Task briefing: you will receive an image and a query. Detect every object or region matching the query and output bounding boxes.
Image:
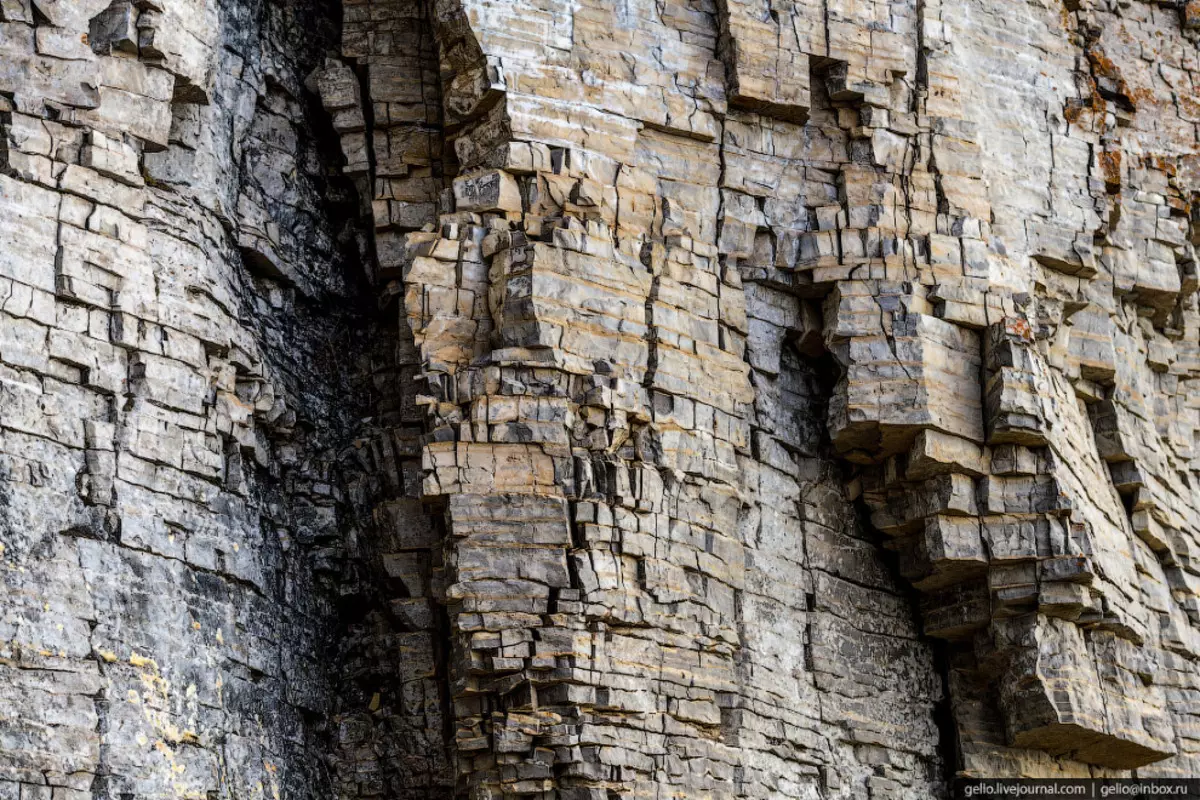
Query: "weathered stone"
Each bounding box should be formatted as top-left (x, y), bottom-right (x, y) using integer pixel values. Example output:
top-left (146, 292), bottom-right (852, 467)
top-left (6, 0), bottom-right (1200, 796)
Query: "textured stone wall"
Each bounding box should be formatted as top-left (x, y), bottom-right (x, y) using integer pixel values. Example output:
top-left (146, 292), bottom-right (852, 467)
top-left (4, 0), bottom-right (1200, 798)
top-left (0, 0), bottom-right (425, 798)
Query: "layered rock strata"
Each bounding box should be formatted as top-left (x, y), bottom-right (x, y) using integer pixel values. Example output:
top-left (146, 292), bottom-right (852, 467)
top-left (317, 0), bottom-right (1200, 793)
top-left (0, 1), bottom-right (430, 798)
top-left (3, 0), bottom-right (1200, 799)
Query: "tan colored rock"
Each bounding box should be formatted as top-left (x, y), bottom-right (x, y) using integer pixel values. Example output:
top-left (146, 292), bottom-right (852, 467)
top-left (6, 0), bottom-right (1200, 795)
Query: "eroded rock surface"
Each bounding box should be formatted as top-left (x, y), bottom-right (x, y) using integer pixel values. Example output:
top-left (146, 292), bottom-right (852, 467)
top-left (4, 0), bottom-right (1200, 798)
top-left (0, 0), bottom-right (433, 798)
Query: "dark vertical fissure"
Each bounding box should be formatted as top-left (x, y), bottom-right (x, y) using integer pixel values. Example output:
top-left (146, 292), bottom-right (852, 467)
top-left (315, 0), bottom-right (457, 795)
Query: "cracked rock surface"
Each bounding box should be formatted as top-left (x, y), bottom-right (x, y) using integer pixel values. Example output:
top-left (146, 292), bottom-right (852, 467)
top-left (3, 0), bottom-right (1200, 798)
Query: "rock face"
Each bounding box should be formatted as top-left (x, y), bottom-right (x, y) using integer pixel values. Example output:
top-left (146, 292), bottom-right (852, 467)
top-left (3, 0), bottom-right (1200, 798)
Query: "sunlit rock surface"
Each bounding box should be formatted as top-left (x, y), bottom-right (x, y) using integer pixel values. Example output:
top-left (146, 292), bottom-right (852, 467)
top-left (3, 0), bottom-right (1200, 798)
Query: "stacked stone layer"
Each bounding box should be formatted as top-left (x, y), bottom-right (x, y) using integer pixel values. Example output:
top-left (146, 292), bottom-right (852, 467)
top-left (4, 0), bottom-right (1200, 798)
top-left (320, 0), bottom-right (1200, 793)
top-left (0, 1), bottom-right (436, 799)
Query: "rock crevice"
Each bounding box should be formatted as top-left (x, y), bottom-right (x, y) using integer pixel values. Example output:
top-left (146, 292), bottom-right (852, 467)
top-left (4, 0), bottom-right (1200, 798)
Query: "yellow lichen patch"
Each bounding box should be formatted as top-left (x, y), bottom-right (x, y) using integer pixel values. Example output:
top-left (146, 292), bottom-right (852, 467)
top-left (128, 649), bottom-right (209, 797)
top-left (130, 651), bottom-right (158, 669)
top-left (157, 720), bottom-right (191, 744)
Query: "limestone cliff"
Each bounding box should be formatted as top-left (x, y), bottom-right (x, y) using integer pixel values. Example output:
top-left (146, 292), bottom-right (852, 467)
top-left (2, 0), bottom-right (1200, 798)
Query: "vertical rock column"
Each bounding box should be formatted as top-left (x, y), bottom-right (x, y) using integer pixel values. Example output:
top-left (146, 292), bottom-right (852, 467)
top-left (324, 0), bottom-right (948, 797)
top-left (321, 0), bottom-right (1200, 792)
top-left (1, 1), bottom-right (383, 799)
